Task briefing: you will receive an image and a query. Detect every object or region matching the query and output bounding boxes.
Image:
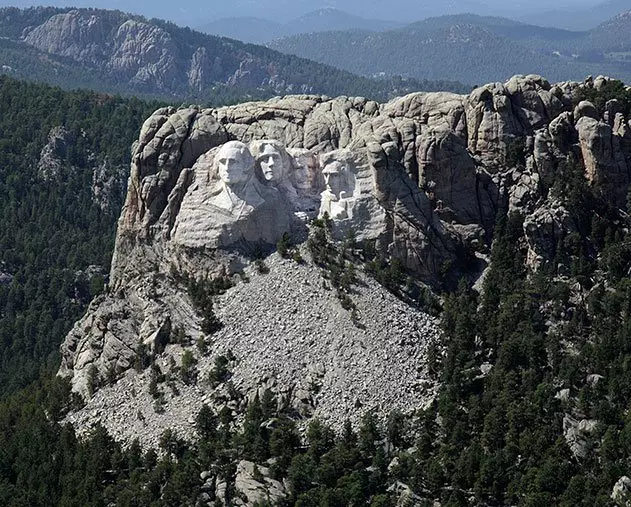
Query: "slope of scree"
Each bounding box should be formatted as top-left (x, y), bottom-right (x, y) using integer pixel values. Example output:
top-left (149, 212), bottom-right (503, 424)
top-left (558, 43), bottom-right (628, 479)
top-left (65, 252), bottom-right (439, 449)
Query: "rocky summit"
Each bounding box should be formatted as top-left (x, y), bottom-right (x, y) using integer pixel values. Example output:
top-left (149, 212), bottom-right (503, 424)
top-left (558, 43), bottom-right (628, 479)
top-left (59, 74), bottom-right (631, 445)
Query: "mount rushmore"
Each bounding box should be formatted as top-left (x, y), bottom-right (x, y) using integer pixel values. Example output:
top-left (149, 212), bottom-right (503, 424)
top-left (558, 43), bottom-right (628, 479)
top-left (57, 74), bottom-right (631, 445)
top-left (168, 138), bottom-right (357, 251)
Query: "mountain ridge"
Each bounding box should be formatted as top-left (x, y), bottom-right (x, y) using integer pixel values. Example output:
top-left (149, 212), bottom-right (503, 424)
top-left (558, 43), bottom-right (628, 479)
top-left (197, 8), bottom-right (403, 44)
top-left (269, 11), bottom-right (631, 84)
top-left (0, 6), bottom-right (470, 104)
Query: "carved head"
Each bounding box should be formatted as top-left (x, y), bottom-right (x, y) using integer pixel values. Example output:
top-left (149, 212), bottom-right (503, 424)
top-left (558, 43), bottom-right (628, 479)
top-left (215, 141), bottom-right (254, 185)
top-left (256, 142), bottom-right (284, 182)
top-left (322, 161), bottom-right (345, 197)
top-left (250, 140), bottom-right (292, 185)
top-left (289, 148), bottom-right (319, 191)
top-left (320, 150), bottom-right (355, 200)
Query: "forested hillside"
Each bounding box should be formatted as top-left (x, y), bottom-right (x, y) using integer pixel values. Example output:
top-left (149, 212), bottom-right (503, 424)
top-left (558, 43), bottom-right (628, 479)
top-left (0, 7), bottom-right (470, 103)
top-left (2, 76), bottom-right (631, 506)
top-left (269, 13), bottom-right (631, 85)
top-left (0, 77), bottom-right (160, 396)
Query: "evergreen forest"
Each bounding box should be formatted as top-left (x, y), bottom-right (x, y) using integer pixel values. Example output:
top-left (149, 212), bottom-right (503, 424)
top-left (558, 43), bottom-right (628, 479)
top-left (269, 13), bottom-right (631, 85)
top-left (2, 75), bottom-right (631, 506)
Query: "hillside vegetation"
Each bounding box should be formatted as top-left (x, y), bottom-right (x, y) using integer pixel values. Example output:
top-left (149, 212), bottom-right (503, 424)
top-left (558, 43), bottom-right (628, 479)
top-left (0, 7), bottom-right (470, 103)
top-left (269, 13), bottom-right (631, 85)
top-left (0, 77), bottom-right (159, 396)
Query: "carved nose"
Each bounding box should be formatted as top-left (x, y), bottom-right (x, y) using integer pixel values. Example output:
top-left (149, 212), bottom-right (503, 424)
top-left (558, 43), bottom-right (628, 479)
top-left (226, 159), bottom-right (240, 171)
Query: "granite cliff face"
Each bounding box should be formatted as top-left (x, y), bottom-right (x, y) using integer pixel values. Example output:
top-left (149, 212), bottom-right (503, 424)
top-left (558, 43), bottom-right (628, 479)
top-left (59, 74), bottom-right (631, 446)
top-left (22, 10), bottom-right (216, 93)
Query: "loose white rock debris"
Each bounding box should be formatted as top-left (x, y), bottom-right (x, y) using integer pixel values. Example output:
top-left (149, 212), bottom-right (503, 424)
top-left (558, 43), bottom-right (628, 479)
top-left (66, 252), bottom-right (440, 449)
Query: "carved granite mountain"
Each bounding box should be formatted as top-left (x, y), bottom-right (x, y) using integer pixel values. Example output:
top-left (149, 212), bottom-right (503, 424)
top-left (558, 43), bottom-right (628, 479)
top-left (59, 74), bottom-right (631, 445)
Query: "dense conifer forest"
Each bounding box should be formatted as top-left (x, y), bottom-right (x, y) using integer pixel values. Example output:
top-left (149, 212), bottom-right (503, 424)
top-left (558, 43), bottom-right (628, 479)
top-left (2, 75), bottom-right (631, 505)
top-left (0, 77), bottom-right (161, 397)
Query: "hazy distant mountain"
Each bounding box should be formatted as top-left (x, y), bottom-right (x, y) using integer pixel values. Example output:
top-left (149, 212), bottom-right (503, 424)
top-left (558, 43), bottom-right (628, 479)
top-left (190, 0), bottom-right (600, 26)
top-left (269, 13), bottom-right (631, 85)
top-left (196, 17), bottom-right (291, 44)
top-left (519, 0), bottom-right (630, 30)
top-left (4, 0), bottom-right (587, 26)
top-left (197, 8), bottom-right (403, 44)
top-left (292, 8), bottom-right (402, 33)
top-left (584, 10), bottom-right (631, 51)
top-left (0, 0), bottom-right (489, 25)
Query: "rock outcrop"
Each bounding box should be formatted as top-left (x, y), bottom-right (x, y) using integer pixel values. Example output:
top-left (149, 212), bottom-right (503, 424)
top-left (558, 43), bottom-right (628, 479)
top-left (612, 476), bottom-right (631, 507)
top-left (563, 415), bottom-right (599, 459)
top-left (59, 74), bottom-right (631, 447)
top-left (16, 8), bottom-right (347, 97)
top-left (216, 460), bottom-right (286, 506)
top-left (24, 10), bottom-right (109, 65)
top-left (91, 159), bottom-right (127, 212)
top-left (37, 125), bottom-right (126, 211)
top-left (37, 125), bottom-right (76, 181)
top-left (108, 20), bottom-right (180, 90)
top-left (20, 10), bottom-right (227, 93)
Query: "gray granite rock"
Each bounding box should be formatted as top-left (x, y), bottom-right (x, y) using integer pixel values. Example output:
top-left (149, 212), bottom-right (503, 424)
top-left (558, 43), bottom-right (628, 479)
top-left (63, 251), bottom-right (441, 448)
top-left (612, 476), bottom-right (631, 507)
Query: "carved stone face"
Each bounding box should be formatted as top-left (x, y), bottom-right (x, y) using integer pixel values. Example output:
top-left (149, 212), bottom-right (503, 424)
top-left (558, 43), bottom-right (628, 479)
top-left (217, 142), bottom-right (251, 185)
top-left (322, 161), bottom-right (346, 197)
top-left (258, 144), bottom-right (283, 182)
top-left (292, 153), bottom-right (317, 190)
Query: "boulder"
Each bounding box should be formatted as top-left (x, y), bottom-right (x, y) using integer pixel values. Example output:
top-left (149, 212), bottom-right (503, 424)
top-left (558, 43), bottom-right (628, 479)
top-left (523, 203), bottom-right (572, 271)
top-left (563, 415), bottom-right (598, 459)
top-left (576, 116), bottom-right (629, 206)
top-left (233, 461), bottom-right (286, 506)
top-left (574, 100), bottom-right (599, 121)
top-left (612, 476), bottom-right (631, 507)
